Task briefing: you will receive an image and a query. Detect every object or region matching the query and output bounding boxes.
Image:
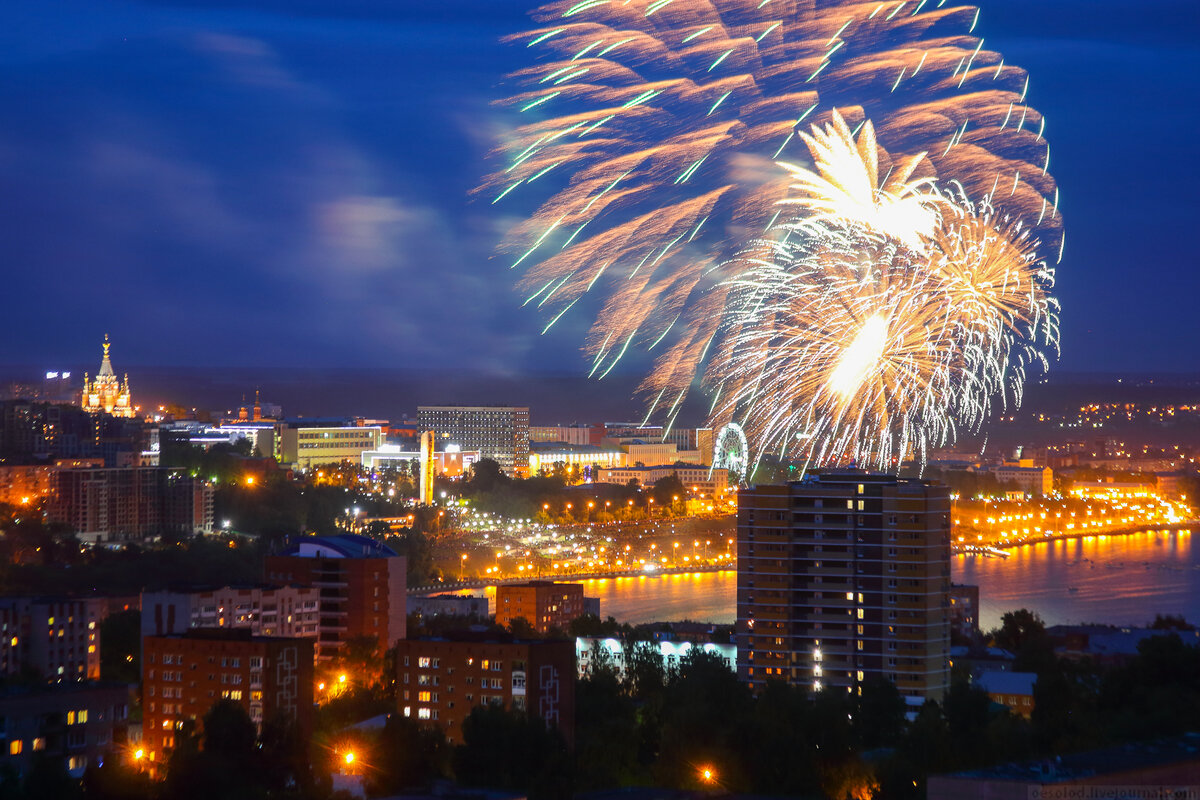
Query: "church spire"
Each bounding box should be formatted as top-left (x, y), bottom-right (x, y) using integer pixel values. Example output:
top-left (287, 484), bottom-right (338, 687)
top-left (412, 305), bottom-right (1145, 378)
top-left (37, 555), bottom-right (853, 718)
top-left (98, 334), bottom-right (116, 377)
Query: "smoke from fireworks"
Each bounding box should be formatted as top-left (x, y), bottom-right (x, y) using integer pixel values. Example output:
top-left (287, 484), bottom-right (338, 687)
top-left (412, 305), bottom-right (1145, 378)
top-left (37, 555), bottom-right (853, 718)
top-left (486, 0), bottom-right (1061, 470)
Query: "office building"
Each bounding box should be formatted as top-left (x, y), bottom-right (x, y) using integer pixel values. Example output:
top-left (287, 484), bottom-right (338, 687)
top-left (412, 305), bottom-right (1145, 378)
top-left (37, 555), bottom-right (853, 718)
top-left (528, 443), bottom-right (626, 476)
top-left (0, 683), bottom-right (130, 780)
top-left (736, 472), bottom-right (952, 706)
top-left (991, 461), bottom-right (1054, 496)
top-left (48, 465), bottom-right (214, 545)
top-left (142, 630), bottom-right (313, 768)
top-left (495, 582), bottom-right (586, 634)
top-left (279, 422), bottom-right (382, 469)
top-left (529, 424), bottom-right (602, 446)
top-left (0, 597), bottom-right (103, 682)
top-left (595, 463), bottom-right (729, 497)
top-left (417, 405), bottom-right (530, 478)
top-left (141, 585), bottom-right (320, 641)
top-left (264, 534), bottom-right (406, 659)
top-left (395, 636), bottom-right (574, 745)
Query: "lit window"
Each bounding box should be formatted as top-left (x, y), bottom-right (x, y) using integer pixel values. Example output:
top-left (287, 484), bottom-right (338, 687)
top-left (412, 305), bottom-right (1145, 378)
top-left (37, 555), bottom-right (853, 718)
top-left (9, 740), bottom-right (22, 755)
top-left (417, 708), bottom-right (431, 720)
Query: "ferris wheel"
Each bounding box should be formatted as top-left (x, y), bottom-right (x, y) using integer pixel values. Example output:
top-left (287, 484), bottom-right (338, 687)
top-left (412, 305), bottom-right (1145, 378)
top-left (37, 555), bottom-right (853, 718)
top-left (711, 422), bottom-right (749, 486)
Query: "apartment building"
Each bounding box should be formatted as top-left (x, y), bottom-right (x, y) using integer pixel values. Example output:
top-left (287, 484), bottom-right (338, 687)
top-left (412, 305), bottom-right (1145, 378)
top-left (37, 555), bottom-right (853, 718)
top-left (0, 683), bottom-right (129, 780)
top-left (0, 597), bottom-right (103, 682)
top-left (495, 582), bottom-right (586, 634)
top-left (141, 584), bottom-right (319, 641)
top-left (395, 636), bottom-right (574, 745)
top-left (264, 534), bottom-right (406, 659)
top-left (736, 472), bottom-right (952, 706)
top-left (141, 630), bottom-right (313, 767)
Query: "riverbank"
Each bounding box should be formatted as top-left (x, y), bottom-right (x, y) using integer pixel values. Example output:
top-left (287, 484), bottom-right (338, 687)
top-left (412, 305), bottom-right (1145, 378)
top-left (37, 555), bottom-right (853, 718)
top-left (953, 520), bottom-right (1199, 555)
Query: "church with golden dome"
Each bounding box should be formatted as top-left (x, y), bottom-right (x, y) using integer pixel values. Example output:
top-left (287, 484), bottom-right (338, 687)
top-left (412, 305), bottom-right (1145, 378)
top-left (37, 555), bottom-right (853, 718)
top-left (81, 335), bottom-right (136, 418)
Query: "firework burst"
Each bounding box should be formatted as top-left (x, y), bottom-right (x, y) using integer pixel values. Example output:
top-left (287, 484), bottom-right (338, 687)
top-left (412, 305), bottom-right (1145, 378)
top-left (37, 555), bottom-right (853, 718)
top-left (488, 0), bottom-right (1061, 470)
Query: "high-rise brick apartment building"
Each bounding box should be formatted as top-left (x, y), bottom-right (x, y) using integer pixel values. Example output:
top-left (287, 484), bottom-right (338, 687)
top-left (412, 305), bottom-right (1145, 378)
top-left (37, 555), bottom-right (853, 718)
top-left (395, 636), bottom-right (574, 745)
top-left (264, 534), bottom-right (405, 660)
top-left (495, 582), bottom-right (585, 634)
top-left (736, 472), bottom-right (951, 706)
top-left (417, 405), bottom-right (530, 478)
top-left (141, 630), bottom-right (313, 769)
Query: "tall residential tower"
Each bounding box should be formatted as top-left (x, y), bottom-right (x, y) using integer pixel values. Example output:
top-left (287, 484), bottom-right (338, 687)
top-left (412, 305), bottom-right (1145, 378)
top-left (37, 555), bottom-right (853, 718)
top-left (736, 472), bottom-right (951, 707)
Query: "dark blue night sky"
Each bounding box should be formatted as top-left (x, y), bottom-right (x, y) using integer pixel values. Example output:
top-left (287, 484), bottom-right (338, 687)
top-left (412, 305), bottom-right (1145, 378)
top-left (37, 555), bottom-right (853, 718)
top-left (1, 1), bottom-right (1197, 375)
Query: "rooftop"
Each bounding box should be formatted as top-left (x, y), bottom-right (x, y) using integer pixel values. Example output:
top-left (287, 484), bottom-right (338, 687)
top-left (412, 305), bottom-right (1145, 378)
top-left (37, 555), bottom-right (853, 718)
top-left (277, 533), bottom-right (398, 560)
top-left (945, 735), bottom-right (1200, 783)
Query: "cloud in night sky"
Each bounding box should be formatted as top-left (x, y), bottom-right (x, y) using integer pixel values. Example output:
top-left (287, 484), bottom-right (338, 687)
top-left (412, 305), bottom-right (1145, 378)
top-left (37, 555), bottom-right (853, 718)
top-left (0, 0), bottom-right (1197, 378)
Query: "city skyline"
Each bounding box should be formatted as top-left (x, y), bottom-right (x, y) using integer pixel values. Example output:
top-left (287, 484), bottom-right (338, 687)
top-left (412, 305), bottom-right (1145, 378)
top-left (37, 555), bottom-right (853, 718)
top-left (1, 0), bottom-right (1198, 377)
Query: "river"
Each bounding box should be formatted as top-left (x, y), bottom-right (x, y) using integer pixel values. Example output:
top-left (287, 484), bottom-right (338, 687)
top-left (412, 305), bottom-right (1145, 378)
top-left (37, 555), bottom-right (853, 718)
top-left (438, 529), bottom-right (1200, 631)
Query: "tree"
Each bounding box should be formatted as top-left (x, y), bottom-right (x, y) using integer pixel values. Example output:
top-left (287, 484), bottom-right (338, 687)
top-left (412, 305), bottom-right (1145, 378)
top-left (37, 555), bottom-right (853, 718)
top-left (364, 715), bottom-right (449, 795)
top-left (99, 610), bottom-right (140, 684)
top-left (467, 459), bottom-right (510, 495)
top-left (454, 704), bottom-right (572, 800)
top-left (991, 608), bottom-right (1053, 671)
top-left (507, 616), bottom-right (540, 639)
top-left (853, 676), bottom-right (907, 749)
top-left (650, 474), bottom-right (686, 514)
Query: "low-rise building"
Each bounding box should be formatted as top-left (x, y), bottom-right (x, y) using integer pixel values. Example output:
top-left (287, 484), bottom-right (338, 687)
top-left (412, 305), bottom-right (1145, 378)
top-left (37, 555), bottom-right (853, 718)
top-left (594, 463), bottom-right (729, 496)
top-left (0, 683), bottom-right (130, 780)
top-left (949, 584), bottom-right (981, 641)
top-left (528, 443), bottom-right (626, 476)
top-left (991, 463), bottom-right (1053, 496)
top-left (280, 422), bottom-right (383, 469)
top-left (495, 582), bottom-right (585, 634)
top-left (141, 629), bottom-right (313, 768)
top-left (0, 597), bottom-right (103, 682)
top-left (408, 594), bottom-right (489, 620)
top-left (575, 637), bottom-right (736, 679)
top-left (395, 636), bottom-right (574, 745)
top-left (976, 669), bottom-right (1037, 717)
top-left (928, 736), bottom-right (1200, 800)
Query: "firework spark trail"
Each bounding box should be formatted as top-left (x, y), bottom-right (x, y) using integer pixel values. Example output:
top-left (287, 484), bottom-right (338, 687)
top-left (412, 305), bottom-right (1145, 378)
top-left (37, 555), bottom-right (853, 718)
top-left (487, 0), bottom-right (1062, 469)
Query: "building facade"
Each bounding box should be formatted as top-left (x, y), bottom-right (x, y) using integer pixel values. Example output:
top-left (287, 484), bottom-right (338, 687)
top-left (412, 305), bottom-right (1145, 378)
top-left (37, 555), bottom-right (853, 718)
top-left (80, 336), bottom-right (135, 419)
top-left (141, 585), bottom-right (320, 641)
top-left (992, 463), bottom-right (1054, 496)
top-left (736, 472), bottom-right (952, 706)
top-left (0, 597), bottom-right (103, 682)
top-left (263, 535), bottom-right (406, 660)
top-left (0, 683), bottom-right (129, 780)
top-left (417, 405), bottom-right (530, 478)
top-left (47, 466), bottom-right (214, 545)
top-left (280, 423), bottom-right (382, 469)
top-left (949, 583), bottom-right (981, 642)
top-left (595, 463), bottom-right (729, 497)
top-left (141, 630), bottom-right (313, 768)
top-left (395, 637), bottom-right (574, 745)
top-left (495, 582), bottom-right (585, 634)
